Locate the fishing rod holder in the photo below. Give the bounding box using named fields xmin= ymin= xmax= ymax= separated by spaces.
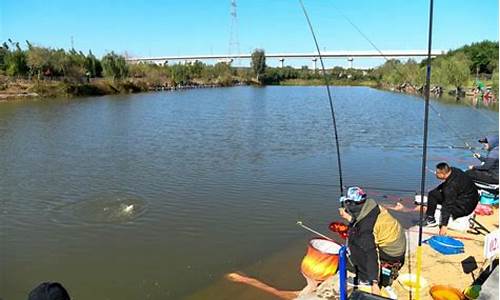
xmin=339 ymin=245 xmax=348 ymax=300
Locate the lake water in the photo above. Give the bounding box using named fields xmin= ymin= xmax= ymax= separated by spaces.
xmin=0 ymin=86 xmax=497 ymax=299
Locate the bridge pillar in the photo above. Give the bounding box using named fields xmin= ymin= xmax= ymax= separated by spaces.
xmin=347 ymin=57 xmax=353 ymax=69
xmin=279 ymin=58 xmax=284 ymax=68
xmin=312 ymin=58 xmax=317 ymax=71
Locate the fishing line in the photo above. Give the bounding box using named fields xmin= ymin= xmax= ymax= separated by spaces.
xmin=462 ymin=99 xmax=499 ymax=125
xmin=427 ymin=104 xmax=476 ymax=154
xmin=329 ymin=4 xmax=399 ymax=66
xmin=366 ymin=144 xmax=481 ymax=151
xmin=329 ymin=1 xmax=495 ymax=154
xmin=247 ymin=179 xmax=417 ymax=193
xmin=299 ymin=0 xmax=344 ymax=195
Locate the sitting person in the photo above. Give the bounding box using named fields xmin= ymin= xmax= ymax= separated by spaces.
xmin=226 ymin=187 xmax=406 ymax=299
xmin=423 ymin=162 xmax=479 ymax=235
xmin=466 ymin=135 xmax=499 ymax=184
xmin=338 ymin=186 xmax=406 ymax=295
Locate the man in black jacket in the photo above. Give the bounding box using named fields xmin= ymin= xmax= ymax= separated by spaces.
xmin=423 ymin=162 xmax=479 ymax=235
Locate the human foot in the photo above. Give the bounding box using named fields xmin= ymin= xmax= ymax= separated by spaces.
xmin=226 ymin=272 xmax=252 ymax=284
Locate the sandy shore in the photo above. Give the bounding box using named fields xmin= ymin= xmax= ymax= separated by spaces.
xmin=393 ymin=208 xmax=499 ymax=300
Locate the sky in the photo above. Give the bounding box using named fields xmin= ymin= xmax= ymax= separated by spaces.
xmin=1 ymin=0 xmax=499 ymax=68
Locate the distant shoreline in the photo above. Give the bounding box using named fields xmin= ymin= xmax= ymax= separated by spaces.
xmin=0 ymin=77 xmax=497 ymax=110
xmin=0 ymin=77 xmax=376 ymax=101
xmin=0 ymin=78 xmax=247 ymax=101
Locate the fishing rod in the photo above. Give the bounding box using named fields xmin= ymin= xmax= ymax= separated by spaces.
xmin=299 ymin=0 xmax=344 ymax=196
xmin=416 ymin=2 xmax=434 ymax=300
xmin=296 ymin=221 xmax=334 ymax=240
xmin=330 ymin=1 xmax=435 ymax=296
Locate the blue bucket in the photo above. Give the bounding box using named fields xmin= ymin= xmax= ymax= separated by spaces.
xmin=425 ymin=236 xmax=464 ymax=255
xmin=480 ymin=193 xmax=499 ymax=205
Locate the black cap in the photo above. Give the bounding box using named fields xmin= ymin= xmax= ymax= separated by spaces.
xmin=28 ymin=282 xmax=70 ymax=300
xmin=478 ymin=137 xmax=488 ymax=144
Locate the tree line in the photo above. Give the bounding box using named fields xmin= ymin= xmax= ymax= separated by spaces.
xmin=250 ymin=41 xmax=499 ymax=96
xmin=374 ymin=40 xmax=499 ymax=95
xmin=1 ymin=39 xmax=498 ymax=96
xmin=0 ymin=39 xmax=250 ymax=87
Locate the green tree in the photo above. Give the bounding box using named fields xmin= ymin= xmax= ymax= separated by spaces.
xmin=251 ymin=49 xmax=266 ymax=82
xmin=128 ymin=62 xmax=150 ymax=78
xmin=26 ymin=45 xmax=50 ymax=79
xmin=442 ymin=53 xmax=471 ymax=94
xmin=189 ymin=60 xmax=205 ymax=78
xmin=101 ymin=51 xmax=128 ymax=80
xmin=50 ymin=49 xmax=68 ymax=77
xmin=377 ymin=59 xmax=403 ymax=86
xmin=65 ymin=49 xmax=87 ymax=80
xmin=212 ymin=62 xmax=232 ymax=85
xmin=460 ymin=40 xmax=498 ymax=74
xmin=492 ymin=68 xmax=499 ymax=98
xmin=4 ymin=40 xmax=28 ymax=76
xmin=430 ymin=58 xmax=447 ymax=87
xmin=85 ymin=50 xmax=102 ymax=77
xmin=168 ymin=63 xmax=189 ymax=85
xmin=0 ymin=43 xmax=8 ymax=72
xmin=401 ymin=59 xmax=425 ymax=87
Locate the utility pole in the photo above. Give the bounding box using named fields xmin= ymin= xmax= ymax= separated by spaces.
xmin=228 ymin=0 xmax=240 ymax=66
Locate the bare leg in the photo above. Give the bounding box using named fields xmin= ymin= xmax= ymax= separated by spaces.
xmin=226 ymin=272 xmax=306 ymax=300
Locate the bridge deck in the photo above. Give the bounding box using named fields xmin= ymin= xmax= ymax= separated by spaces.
xmin=127 ymin=50 xmax=445 ymax=62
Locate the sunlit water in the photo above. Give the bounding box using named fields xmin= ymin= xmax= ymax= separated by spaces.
xmin=0 ymin=86 xmax=497 ymax=299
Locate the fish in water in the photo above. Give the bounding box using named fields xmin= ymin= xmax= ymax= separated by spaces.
xmin=123 ymin=204 xmax=134 ymax=213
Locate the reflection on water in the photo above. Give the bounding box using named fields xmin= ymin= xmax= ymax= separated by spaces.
xmin=0 ymin=86 xmax=497 ymax=299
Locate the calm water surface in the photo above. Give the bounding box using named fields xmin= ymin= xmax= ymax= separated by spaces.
xmin=0 ymin=86 xmax=498 ymax=299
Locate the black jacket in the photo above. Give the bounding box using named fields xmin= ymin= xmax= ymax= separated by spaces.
xmin=348 ymin=204 xmax=379 ymax=284
xmin=439 ymin=167 xmax=479 ymax=226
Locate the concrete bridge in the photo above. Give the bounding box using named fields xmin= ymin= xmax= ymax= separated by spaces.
xmin=126 ymin=50 xmax=445 ymax=69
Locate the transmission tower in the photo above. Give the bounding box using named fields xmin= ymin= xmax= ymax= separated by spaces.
xmin=228 ymin=0 xmax=240 ymax=66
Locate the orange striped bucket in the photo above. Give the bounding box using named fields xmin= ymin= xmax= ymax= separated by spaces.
xmin=300 ymin=238 xmax=341 ymax=281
